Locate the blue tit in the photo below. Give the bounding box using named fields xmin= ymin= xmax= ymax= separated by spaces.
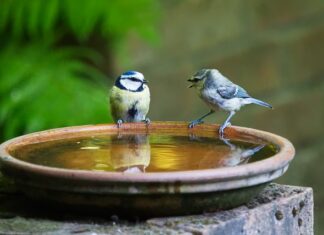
xmin=187 ymin=69 xmax=272 ymax=137
xmin=109 ymin=71 xmax=150 ymax=127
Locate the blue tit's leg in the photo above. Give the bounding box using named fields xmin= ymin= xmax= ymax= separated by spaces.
xmin=117 ymin=119 xmax=123 ymax=128
xmin=219 ymin=111 xmax=235 ymax=137
xmin=142 ymin=117 xmax=151 ymax=126
xmin=188 ymin=110 xmax=214 ymax=128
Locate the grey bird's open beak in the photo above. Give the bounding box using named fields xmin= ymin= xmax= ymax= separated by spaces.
xmin=187 ymin=78 xmax=194 ymax=88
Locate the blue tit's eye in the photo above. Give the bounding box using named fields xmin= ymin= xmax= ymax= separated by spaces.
xmin=129 ymin=77 xmax=141 ymax=82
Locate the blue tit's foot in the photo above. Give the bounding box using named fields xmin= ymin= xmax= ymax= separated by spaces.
xmin=142 ymin=117 xmax=151 ymax=126
xmin=188 ymin=119 xmax=204 ymax=128
xmin=219 ymin=122 xmax=231 ymax=138
xmin=117 ymin=119 xmax=123 ymax=128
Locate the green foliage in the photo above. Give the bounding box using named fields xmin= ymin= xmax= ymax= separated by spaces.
xmin=0 ymin=0 xmax=160 ymax=141
xmin=0 ymin=0 xmax=159 ymax=43
xmin=0 ymin=43 xmax=109 ymax=139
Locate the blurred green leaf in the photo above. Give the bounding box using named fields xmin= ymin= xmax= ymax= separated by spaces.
xmin=0 ymin=0 xmax=13 ymax=31
xmin=27 ymin=0 xmax=42 ymax=37
xmin=41 ymin=0 xmax=59 ymax=35
xmin=0 ymin=0 xmax=159 ymax=45
xmin=0 ymin=43 xmax=111 ymax=140
xmin=11 ymin=0 xmax=25 ymax=38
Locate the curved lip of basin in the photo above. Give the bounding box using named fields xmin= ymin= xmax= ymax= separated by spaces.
xmin=0 ymin=122 xmax=295 ymax=193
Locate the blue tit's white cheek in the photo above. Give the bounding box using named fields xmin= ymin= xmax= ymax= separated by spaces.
xmin=120 ymin=79 xmax=142 ymax=91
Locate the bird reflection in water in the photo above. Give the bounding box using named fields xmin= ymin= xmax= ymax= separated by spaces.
xmin=110 ymin=134 xmax=150 ymax=173
xmin=189 ymin=133 xmax=265 ymax=168
xmin=219 ymin=137 xmax=265 ymax=167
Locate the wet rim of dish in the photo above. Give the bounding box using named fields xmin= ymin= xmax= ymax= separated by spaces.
xmin=0 ymin=122 xmax=295 ymax=183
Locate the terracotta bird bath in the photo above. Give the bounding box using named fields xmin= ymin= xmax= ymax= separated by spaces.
xmin=0 ymin=122 xmax=294 ymax=217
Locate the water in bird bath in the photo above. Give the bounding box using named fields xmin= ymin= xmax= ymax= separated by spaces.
xmin=11 ymin=133 xmax=277 ymax=173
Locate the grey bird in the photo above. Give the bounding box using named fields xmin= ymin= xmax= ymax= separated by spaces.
xmin=188 ymin=69 xmax=272 ymax=137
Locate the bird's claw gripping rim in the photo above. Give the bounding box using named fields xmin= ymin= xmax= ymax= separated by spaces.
xmin=219 ymin=122 xmax=231 ymax=138
xmin=188 ymin=119 xmax=204 ymax=128
xmin=117 ymin=119 xmax=123 ymax=128
xmin=143 ymin=118 xmax=151 ymax=126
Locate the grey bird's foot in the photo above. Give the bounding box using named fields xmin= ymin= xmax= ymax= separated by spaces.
xmin=219 ymin=135 xmax=235 ymax=149
xmin=219 ymin=122 xmax=231 ymax=138
xmin=143 ymin=118 xmax=151 ymax=126
xmin=188 ymin=119 xmax=204 ymax=128
xmin=117 ymin=119 xmax=123 ymax=128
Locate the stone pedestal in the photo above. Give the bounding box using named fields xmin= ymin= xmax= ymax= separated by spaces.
xmin=0 ymin=183 xmax=313 ymax=234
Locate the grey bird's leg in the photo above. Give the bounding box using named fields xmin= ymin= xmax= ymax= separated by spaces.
xmin=189 ymin=110 xmax=214 ymax=128
xmin=117 ymin=119 xmax=123 ymax=128
xmin=219 ymin=136 xmax=236 ymax=150
xmin=219 ymin=111 xmax=235 ymax=137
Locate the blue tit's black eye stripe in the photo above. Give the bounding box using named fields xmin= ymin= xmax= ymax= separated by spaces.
xmin=120 ymin=76 xmax=142 ymax=82
xmin=122 ymin=77 xmax=142 ymax=82
xmin=130 ymin=77 xmax=140 ymax=82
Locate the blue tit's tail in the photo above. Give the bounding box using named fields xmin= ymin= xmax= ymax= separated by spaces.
xmin=248 ymin=98 xmax=273 ymax=109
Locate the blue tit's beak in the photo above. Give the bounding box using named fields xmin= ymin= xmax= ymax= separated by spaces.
xmin=143 ymin=79 xmax=148 ymax=84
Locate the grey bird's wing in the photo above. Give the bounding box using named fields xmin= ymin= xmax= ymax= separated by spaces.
xmin=217 ymin=84 xmax=250 ymax=99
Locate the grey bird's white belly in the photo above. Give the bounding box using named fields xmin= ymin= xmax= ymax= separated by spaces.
xmin=200 ymin=88 xmax=248 ymax=112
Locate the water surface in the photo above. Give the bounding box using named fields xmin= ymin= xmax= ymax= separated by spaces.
xmin=12 ymin=134 xmax=278 ymax=173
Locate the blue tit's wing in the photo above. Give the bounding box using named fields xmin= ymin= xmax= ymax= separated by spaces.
xmin=217 ymin=85 xmax=250 ymax=99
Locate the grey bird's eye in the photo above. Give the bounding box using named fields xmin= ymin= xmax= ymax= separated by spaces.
xmin=193 ymin=69 xmax=209 ymax=80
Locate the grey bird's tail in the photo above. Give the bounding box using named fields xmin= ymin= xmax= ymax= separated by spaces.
xmin=248 ymin=98 xmax=273 ymax=109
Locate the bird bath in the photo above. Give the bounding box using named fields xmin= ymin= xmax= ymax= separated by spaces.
xmin=0 ymin=122 xmax=294 ymax=217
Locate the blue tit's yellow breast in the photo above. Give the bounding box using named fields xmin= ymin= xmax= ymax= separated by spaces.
xmin=109 ymin=85 xmax=150 ymax=121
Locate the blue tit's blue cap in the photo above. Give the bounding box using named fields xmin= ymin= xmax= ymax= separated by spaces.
xmin=120 ymin=70 xmax=144 ymax=81
xmin=122 ymin=71 xmax=138 ymax=76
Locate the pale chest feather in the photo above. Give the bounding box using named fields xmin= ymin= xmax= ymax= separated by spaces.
xmin=199 ymin=88 xmax=222 ymax=109
xmin=199 ymin=88 xmax=244 ymax=112
xmin=109 ymin=86 xmax=150 ymax=121
xmin=220 ymin=98 xmax=245 ymax=111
